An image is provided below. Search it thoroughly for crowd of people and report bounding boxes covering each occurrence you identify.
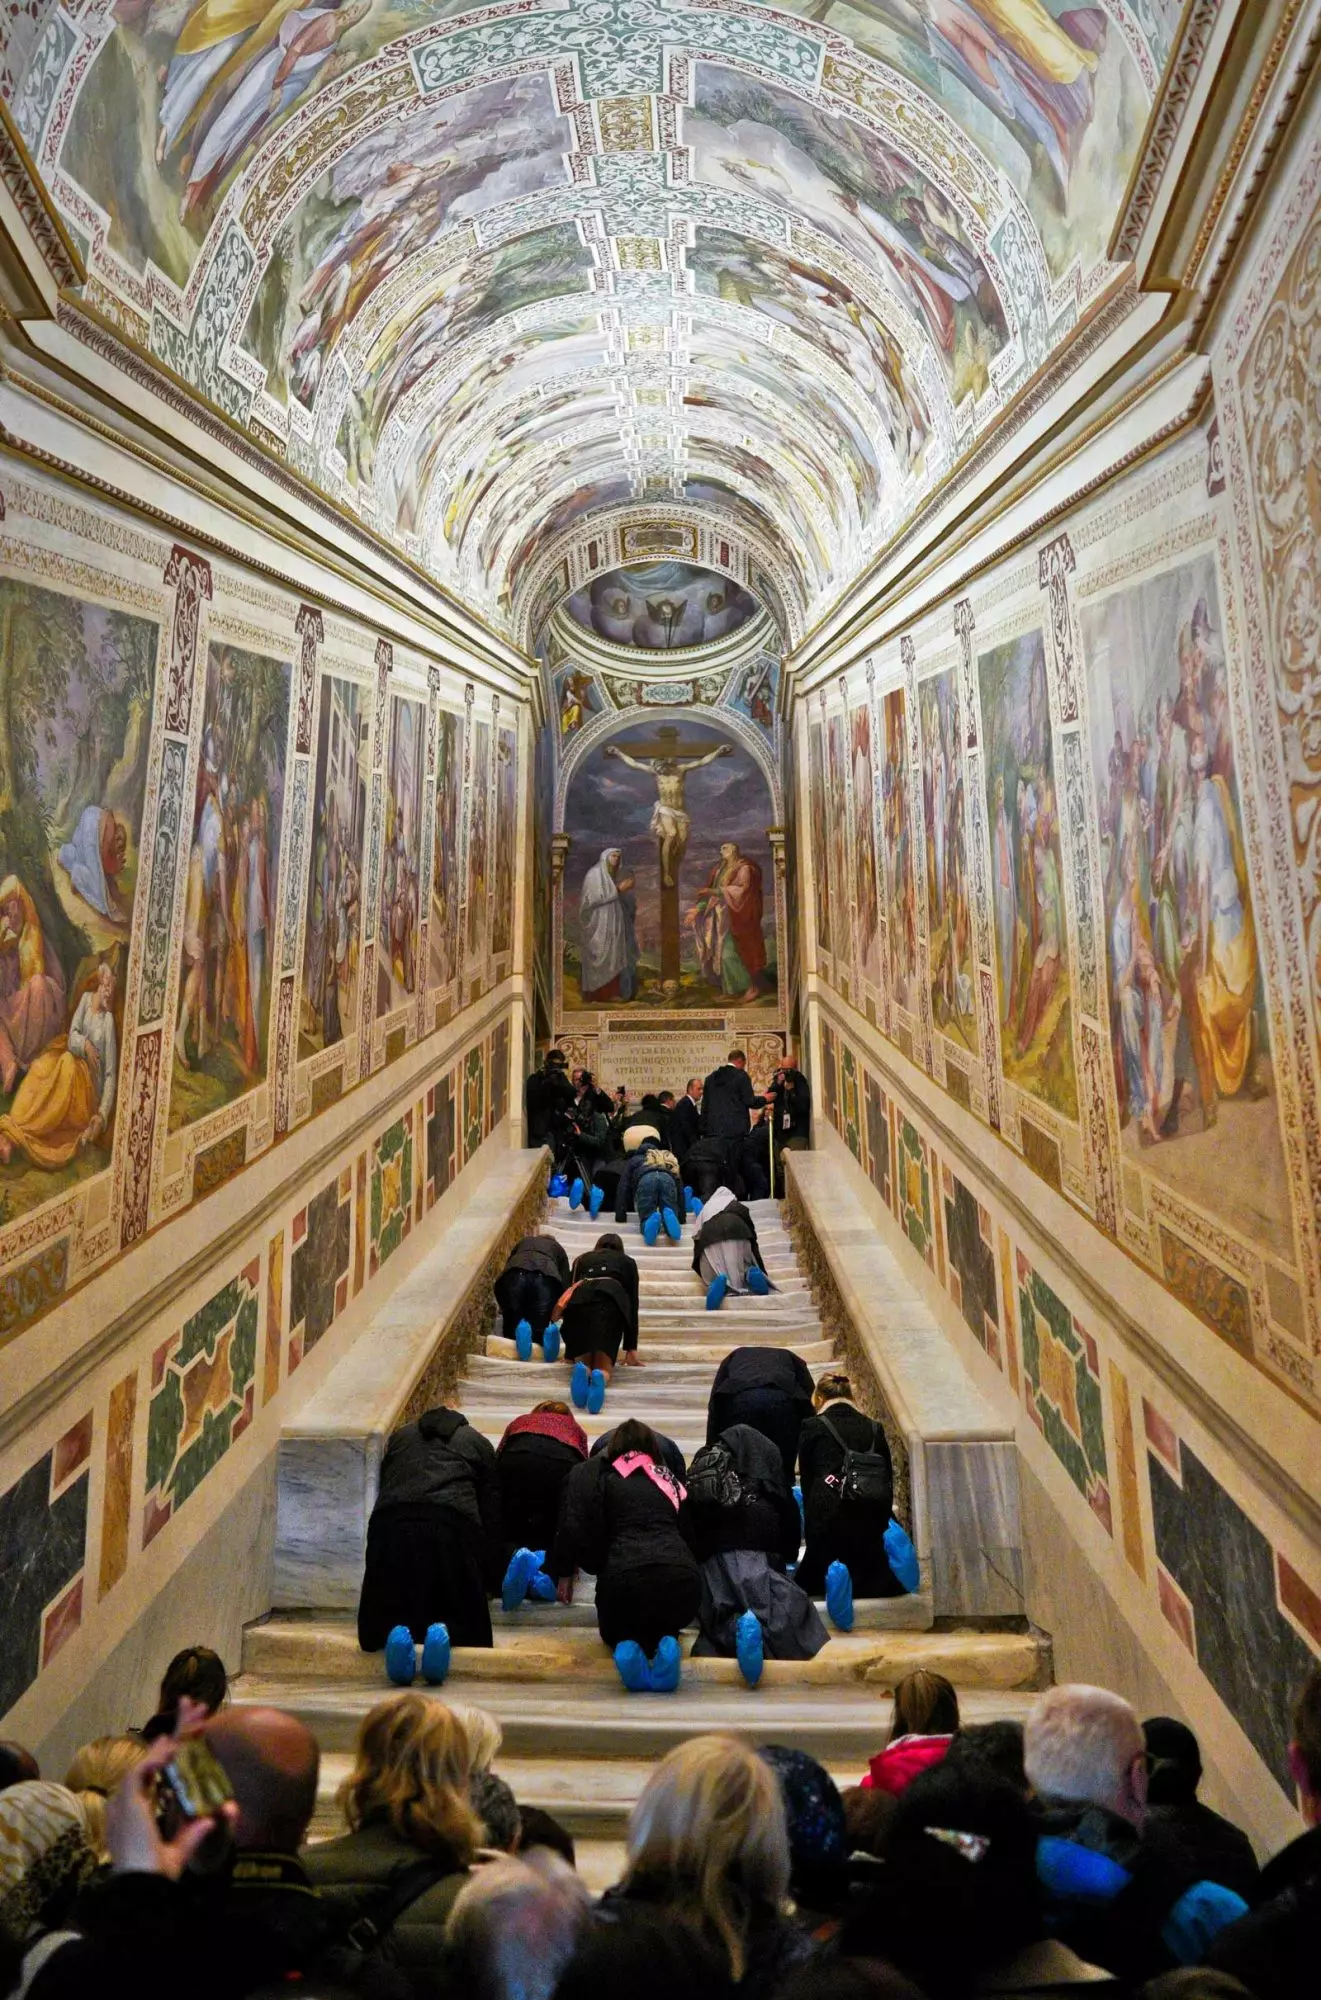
[1,1641,1314,1999]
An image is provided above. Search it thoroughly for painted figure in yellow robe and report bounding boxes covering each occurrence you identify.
[1183,750,1258,1127]
[0,876,68,1095]
[0,963,117,1168]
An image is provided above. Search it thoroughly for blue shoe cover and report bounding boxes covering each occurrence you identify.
[746,1265,770,1295]
[514,1318,533,1362]
[421,1622,451,1685]
[588,1185,605,1218]
[688,1197,703,1218]
[683,1185,693,1203]
[542,1321,561,1363]
[706,1273,728,1311]
[736,1610,764,1688]
[528,1569,558,1603]
[825,1560,855,1632]
[587,1368,607,1416]
[884,1517,921,1594]
[662,1206,682,1242]
[385,1626,416,1686]
[642,1210,661,1246]
[650,1635,682,1693]
[793,1484,805,1530]
[571,1360,590,1409]
[549,1174,569,1198]
[569,1177,585,1211]
[614,1640,652,1692]
[502,1547,540,1614]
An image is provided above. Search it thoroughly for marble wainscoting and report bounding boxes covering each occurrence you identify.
[274,1146,548,1610]
[784,1151,1023,1621]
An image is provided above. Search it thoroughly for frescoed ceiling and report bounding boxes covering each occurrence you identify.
[2,0,1174,644]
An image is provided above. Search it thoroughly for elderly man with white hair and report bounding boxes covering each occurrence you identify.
[1026,1683,1247,1982]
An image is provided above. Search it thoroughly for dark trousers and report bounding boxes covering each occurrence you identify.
[596,1560,701,1652]
[797,1506,903,1598]
[357,1505,494,1649]
[495,1269,562,1340]
[709,1386,806,1491]
[562,1295,628,1366]
[499,1439,580,1558]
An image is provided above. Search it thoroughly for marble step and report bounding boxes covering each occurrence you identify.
[487,1335,838,1367]
[464,1355,835,1390]
[238,1671,1038,1764]
[241,1617,1046,1698]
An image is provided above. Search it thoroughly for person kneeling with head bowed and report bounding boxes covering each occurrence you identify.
[691,1184,773,1310]
[496,1399,589,1614]
[549,1419,700,1693]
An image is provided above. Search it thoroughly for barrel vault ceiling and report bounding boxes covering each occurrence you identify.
[3,0,1176,645]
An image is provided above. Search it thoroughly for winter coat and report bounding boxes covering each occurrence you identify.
[497,1234,571,1287]
[372,1408,500,1546]
[861,1733,953,1795]
[549,1451,696,1584]
[1035,1798,1248,1981]
[688,1424,801,1566]
[681,1135,744,1201]
[525,1067,574,1147]
[302,1820,471,1997]
[591,1428,687,1481]
[767,1069,812,1144]
[700,1063,762,1140]
[669,1093,702,1157]
[571,1246,640,1346]
[1146,1798,1259,1902]
[1207,1822,1321,1999]
[499,1408,588,1456]
[797,1402,891,1543]
[691,1193,766,1278]
[615,1148,680,1220]
[709,1347,815,1417]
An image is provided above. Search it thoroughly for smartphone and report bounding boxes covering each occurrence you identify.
[161,1737,234,1820]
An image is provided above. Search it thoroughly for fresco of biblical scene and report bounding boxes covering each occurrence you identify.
[465,719,491,972]
[684,432,831,580]
[826,713,850,959]
[882,686,921,1015]
[503,477,634,609]
[299,675,366,1059]
[767,0,1149,280]
[808,719,831,960]
[376,694,425,1020]
[688,230,934,477]
[850,699,881,987]
[732,656,777,734]
[688,66,1010,408]
[979,629,1077,1120]
[562,721,776,1012]
[171,642,291,1131]
[563,565,762,650]
[556,666,601,738]
[531,721,554,1029]
[1081,559,1289,1260]
[242,73,577,412]
[687,332,883,517]
[332,224,598,508]
[428,709,463,992]
[0,581,157,1213]
[922,670,975,1048]
[491,726,517,960]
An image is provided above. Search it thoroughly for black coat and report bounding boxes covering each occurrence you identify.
[691,1199,766,1277]
[373,1408,500,1546]
[689,1425,801,1566]
[734,1122,775,1199]
[1208,1823,1321,1999]
[668,1093,702,1157]
[767,1069,811,1143]
[1148,1798,1260,1902]
[710,1347,814,1416]
[797,1402,891,1542]
[701,1063,762,1140]
[681,1136,745,1202]
[498,1234,571,1287]
[572,1246,640,1347]
[550,1452,696,1583]
[525,1066,574,1147]
[591,1427,687,1481]
[302,1822,470,1998]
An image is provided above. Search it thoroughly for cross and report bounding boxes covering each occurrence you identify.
[602,725,731,987]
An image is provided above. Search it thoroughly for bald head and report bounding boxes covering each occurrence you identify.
[1025,1684,1147,1828]
[204,1707,319,1853]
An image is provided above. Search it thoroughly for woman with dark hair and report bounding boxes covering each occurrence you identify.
[494,1234,572,1361]
[688,1424,826,1686]
[860,1670,959,1796]
[796,1374,908,1630]
[496,1400,589,1612]
[550,1419,699,1692]
[550,1264,634,1417]
[139,1645,229,1741]
[570,1231,641,1364]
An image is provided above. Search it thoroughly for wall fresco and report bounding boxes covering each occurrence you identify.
[300,675,367,1060]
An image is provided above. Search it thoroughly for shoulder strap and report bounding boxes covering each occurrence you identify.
[818,1409,880,1454]
[343,1856,451,1953]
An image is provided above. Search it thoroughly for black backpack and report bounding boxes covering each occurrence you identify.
[686,1438,746,1510]
[817,1410,892,1513]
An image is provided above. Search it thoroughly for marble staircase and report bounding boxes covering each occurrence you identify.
[237,1190,1050,1889]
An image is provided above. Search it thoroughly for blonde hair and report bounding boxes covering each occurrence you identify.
[622,1735,790,1982]
[340,1692,482,1860]
[450,1703,503,1776]
[813,1371,853,1410]
[63,1736,148,1862]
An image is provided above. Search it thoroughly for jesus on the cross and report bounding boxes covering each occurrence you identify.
[604,730,733,888]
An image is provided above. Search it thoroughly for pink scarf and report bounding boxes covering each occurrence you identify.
[612,1451,687,1508]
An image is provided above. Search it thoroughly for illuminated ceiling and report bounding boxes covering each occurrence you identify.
[4,0,1169,643]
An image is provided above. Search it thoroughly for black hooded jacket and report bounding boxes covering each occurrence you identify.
[550,1450,696,1583]
[689,1424,802,1565]
[371,1407,500,1546]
